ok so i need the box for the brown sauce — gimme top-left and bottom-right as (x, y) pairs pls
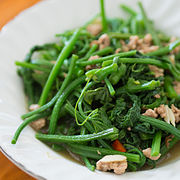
(58, 150), (82, 165)
(157, 141), (180, 167)
(57, 141), (180, 169)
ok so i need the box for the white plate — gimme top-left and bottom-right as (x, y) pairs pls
(0, 0), (180, 179)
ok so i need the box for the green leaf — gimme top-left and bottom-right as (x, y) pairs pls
(84, 87), (111, 105)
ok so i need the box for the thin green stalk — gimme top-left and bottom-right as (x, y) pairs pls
(22, 92), (58, 119)
(32, 59), (54, 67)
(108, 32), (132, 39)
(48, 76), (86, 134)
(138, 2), (161, 46)
(93, 63), (118, 81)
(65, 101), (94, 133)
(92, 47), (113, 56)
(140, 115), (180, 139)
(169, 64), (180, 81)
(78, 81), (96, 118)
(39, 28), (81, 106)
(11, 112), (49, 144)
(81, 156), (95, 171)
(21, 55), (78, 119)
(78, 47), (114, 62)
(76, 50), (137, 66)
(36, 127), (119, 143)
(78, 98), (89, 119)
(55, 30), (91, 38)
(108, 32), (168, 40)
(64, 102), (112, 149)
(78, 46), (97, 62)
(151, 131), (162, 157)
(51, 144), (65, 151)
(117, 79), (160, 94)
(15, 61), (51, 73)
(146, 39), (180, 56)
(104, 77), (115, 96)
(84, 44), (98, 58)
(130, 18), (138, 34)
(120, 4), (137, 16)
(118, 58), (168, 68)
(100, 0), (108, 32)
(75, 79), (92, 126)
(104, 58), (169, 69)
(164, 76), (178, 99)
(68, 143), (140, 163)
(80, 126), (86, 135)
(109, 63), (127, 85)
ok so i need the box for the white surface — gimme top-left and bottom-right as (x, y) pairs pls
(0, 0), (180, 179)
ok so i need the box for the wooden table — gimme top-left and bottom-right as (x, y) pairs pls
(0, 1), (41, 179)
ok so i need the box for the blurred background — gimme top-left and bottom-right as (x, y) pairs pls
(0, 1), (40, 179)
(0, 0), (40, 30)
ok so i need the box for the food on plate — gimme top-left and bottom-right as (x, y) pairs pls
(12, 0), (180, 174)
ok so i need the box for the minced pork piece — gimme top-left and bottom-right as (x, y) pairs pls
(96, 155), (127, 175)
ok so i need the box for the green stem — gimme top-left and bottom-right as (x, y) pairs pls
(32, 59), (54, 67)
(108, 32), (169, 41)
(146, 39), (180, 56)
(81, 156), (95, 171)
(36, 128), (119, 143)
(11, 112), (49, 144)
(39, 28), (81, 106)
(117, 79), (160, 94)
(100, 0), (108, 32)
(93, 63), (118, 81)
(15, 61), (51, 73)
(78, 44), (98, 61)
(77, 50), (137, 66)
(104, 77), (115, 96)
(51, 144), (65, 151)
(109, 63), (127, 85)
(65, 101), (94, 133)
(77, 81), (96, 119)
(80, 126), (86, 135)
(138, 2), (161, 46)
(108, 32), (132, 39)
(21, 55), (78, 119)
(48, 76), (86, 134)
(68, 143), (140, 163)
(120, 4), (137, 16)
(140, 115), (180, 139)
(74, 79), (91, 126)
(92, 47), (113, 56)
(151, 131), (162, 156)
(64, 102), (112, 149)
(118, 58), (168, 69)
(164, 76), (178, 99)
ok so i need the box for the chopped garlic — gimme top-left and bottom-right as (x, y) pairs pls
(164, 105), (176, 126)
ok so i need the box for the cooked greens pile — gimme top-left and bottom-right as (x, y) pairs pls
(12, 0), (180, 174)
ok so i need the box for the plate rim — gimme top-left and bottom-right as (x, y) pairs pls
(0, 0), (49, 178)
(0, 0), (180, 179)
(0, 145), (46, 179)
